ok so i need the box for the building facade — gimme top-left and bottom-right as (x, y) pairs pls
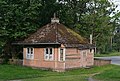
(15, 18), (94, 71)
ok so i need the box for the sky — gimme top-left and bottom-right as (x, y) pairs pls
(112, 0), (120, 12)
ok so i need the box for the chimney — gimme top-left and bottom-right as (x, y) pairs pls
(51, 13), (59, 23)
(90, 34), (92, 44)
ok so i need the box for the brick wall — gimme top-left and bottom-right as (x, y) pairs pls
(65, 48), (94, 69)
(9, 59), (23, 65)
(86, 50), (94, 67)
(65, 48), (81, 69)
(94, 59), (111, 66)
(23, 47), (94, 71)
(23, 48), (56, 69)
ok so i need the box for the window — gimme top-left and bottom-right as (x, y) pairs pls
(83, 51), (86, 57)
(59, 48), (65, 61)
(60, 49), (63, 61)
(26, 48), (34, 59)
(44, 48), (54, 60)
(90, 49), (92, 53)
(90, 49), (94, 53)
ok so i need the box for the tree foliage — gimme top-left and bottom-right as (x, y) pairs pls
(0, 0), (119, 59)
(78, 0), (117, 53)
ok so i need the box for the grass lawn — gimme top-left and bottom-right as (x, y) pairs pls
(24, 75), (87, 81)
(0, 64), (120, 81)
(94, 65), (120, 81)
(95, 52), (120, 57)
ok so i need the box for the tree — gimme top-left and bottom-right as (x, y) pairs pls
(73, 0), (117, 53)
(0, 0), (61, 59)
(0, 0), (119, 60)
(111, 11), (120, 52)
(0, 0), (42, 59)
(113, 25), (120, 52)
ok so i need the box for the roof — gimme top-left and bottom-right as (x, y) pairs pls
(14, 22), (95, 49)
(20, 22), (88, 44)
(64, 44), (95, 49)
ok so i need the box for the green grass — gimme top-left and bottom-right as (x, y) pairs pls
(94, 65), (120, 81)
(0, 64), (46, 80)
(24, 75), (87, 81)
(0, 64), (120, 81)
(95, 52), (120, 57)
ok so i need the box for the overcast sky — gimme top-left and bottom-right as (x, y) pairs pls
(112, 0), (120, 12)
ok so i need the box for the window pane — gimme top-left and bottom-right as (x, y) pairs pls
(30, 54), (33, 58)
(27, 54), (29, 58)
(31, 48), (33, 54)
(60, 49), (63, 54)
(90, 49), (92, 52)
(60, 49), (64, 61)
(46, 48), (48, 54)
(27, 48), (29, 54)
(45, 56), (48, 59)
(44, 48), (53, 60)
(49, 56), (52, 60)
(26, 48), (34, 59)
(50, 48), (52, 55)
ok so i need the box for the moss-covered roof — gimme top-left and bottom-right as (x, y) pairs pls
(21, 22), (89, 45)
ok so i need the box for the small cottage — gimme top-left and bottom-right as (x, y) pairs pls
(15, 17), (94, 71)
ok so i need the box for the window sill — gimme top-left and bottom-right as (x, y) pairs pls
(25, 58), (34, 60)
(44, 59), (54, 61)
(58, 61), (65, 62)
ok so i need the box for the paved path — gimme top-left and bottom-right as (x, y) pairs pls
(88, 77), (99, 81)
(95, 56), (120, 65)
(88, 73), (101, 81)
(88, 77), (95, 81)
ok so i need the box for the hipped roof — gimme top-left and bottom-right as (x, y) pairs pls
(14, 22), (94, 49)
(22, 23), (88, 44)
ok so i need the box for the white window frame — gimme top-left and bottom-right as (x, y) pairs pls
(59, 48), (65, 61)
(26, 47), (34, 59)
(90, 49), (94, 54)
(44, 48), (54, 60)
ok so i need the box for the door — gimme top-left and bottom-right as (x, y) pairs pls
(81, 50), (87, 67)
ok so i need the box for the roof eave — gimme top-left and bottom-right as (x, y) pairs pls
(12, 42), (61, 45)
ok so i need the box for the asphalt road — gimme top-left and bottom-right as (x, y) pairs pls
(95, 56), (120, 65)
